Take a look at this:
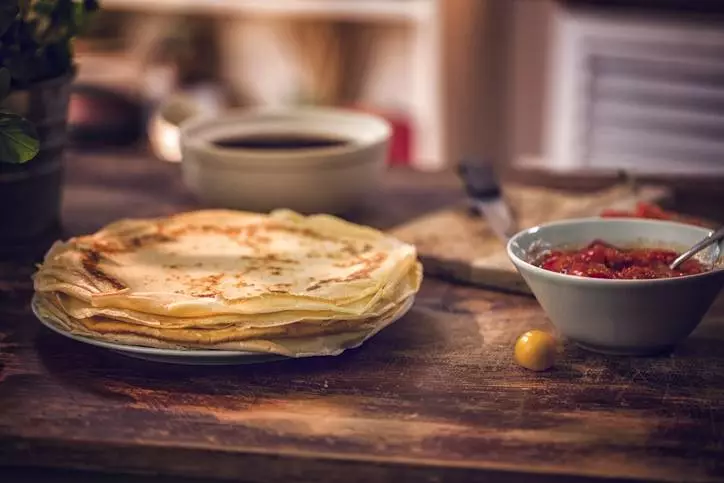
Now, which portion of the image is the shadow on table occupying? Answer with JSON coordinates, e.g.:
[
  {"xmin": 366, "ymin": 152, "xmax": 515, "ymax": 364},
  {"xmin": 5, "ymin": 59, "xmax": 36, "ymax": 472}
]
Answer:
[{"xmin": 33, "ymin": 303, "xmax": 451, "ymax": 404}]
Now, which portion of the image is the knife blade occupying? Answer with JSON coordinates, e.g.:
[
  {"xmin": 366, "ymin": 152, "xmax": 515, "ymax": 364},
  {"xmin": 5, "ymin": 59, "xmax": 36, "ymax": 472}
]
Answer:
[{"xmin": 457, "ymin": 160, "xmax": 518, "ymax": 243}]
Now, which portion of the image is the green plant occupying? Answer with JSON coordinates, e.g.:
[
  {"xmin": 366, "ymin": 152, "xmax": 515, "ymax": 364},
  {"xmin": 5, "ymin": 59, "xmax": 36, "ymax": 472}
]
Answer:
[
  {"xmin": 0, "ymin": 66, "xmax": 37, "ymax": 163},
  {"xmin": 0, "ymin": 0, "xmax": 99, "ymax": 164}
]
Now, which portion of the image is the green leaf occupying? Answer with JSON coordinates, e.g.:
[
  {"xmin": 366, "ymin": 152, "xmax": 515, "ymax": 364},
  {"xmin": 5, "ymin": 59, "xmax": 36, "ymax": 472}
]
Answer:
[
  {"xmin": 0, "ymin": 68, "xmax": 10, "ymax": 100},
  {"xmin": 0, "ymin": 112, "xmax": 40, "ymax": 164}
]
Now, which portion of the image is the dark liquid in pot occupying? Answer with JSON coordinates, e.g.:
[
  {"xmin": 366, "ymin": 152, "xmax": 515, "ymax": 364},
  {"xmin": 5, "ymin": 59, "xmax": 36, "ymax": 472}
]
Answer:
[{"xmin": 212, "ymin": 134, "xmax": 350, "ymax": 150}]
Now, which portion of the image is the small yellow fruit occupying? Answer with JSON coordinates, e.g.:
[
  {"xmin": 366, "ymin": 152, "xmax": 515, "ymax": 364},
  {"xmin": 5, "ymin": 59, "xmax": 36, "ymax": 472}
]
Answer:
[{"xmin": 514, "ymin": 330, "xmax": 557, "ymax": 371}]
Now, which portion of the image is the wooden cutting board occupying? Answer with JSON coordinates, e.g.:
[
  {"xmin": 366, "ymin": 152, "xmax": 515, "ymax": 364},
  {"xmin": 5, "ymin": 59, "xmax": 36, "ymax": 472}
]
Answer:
[{"xmin": 390, "ymin": 183, "xmax": 670, "ymax": 294}]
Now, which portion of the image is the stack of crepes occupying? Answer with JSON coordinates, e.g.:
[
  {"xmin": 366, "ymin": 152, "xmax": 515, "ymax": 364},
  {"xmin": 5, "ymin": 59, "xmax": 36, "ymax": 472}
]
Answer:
[{"xmin": 33, "ymin": 209, "xmax": 422, "ymax": 357}]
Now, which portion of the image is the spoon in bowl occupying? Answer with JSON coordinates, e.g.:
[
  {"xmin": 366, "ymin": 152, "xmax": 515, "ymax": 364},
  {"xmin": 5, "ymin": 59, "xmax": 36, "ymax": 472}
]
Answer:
[{"xmin": 669, "ymin": 226, "xmax": 724, "ymax": 270}]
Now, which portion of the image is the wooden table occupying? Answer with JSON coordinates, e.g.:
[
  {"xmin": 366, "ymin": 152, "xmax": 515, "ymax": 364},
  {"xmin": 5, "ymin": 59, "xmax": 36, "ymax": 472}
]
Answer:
[{"xmin": 1, "ymin": 151, "xmax": 724, "ymax": 483}]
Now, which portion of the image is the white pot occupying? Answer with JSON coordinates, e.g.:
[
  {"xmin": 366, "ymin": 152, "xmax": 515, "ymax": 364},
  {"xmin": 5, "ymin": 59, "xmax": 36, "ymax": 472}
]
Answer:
[{"xmin": 179, "ymin": 107, "xmax": 391, "ymax": 214}]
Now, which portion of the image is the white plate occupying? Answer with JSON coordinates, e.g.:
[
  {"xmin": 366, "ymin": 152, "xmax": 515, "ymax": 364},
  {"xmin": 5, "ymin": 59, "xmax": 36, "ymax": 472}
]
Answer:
[{"xmin": 31, "ymin": 295, "xmax": 413, "ymax": 365}]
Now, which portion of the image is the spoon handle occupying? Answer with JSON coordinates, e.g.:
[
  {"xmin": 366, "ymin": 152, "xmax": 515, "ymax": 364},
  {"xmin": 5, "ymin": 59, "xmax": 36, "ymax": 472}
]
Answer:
[{"xmin": 669, "ymin": 226, "xmax": 724, "ymax": 270}]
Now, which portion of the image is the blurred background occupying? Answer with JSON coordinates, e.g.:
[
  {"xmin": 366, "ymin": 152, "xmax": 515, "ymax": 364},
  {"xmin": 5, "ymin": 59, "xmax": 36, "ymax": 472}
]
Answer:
[{"xmin": 70, "ymin": 0, "xmax": 724, "ymax": 177}]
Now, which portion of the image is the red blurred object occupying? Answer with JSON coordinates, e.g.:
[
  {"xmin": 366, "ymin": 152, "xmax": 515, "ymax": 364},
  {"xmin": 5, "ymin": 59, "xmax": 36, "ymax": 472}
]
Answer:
[
  {"xmin": 349, "ymin": 105, "xmax": 412, "ymax": 166},
  {"xmin": 67, "ymin": 85, "xmax": 144, "ymax": 147},
  {"xmin": 600, "ymin": 202, "xmax": 711, "ymax": 227}
]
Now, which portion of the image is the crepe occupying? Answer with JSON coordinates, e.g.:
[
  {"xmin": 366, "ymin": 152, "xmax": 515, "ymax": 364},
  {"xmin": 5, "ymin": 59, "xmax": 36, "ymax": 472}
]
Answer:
[
  {"xmin": 34, "ymin": 294, "xmax": 414, "ymax": 357},
  {"xmin": 35, "ymin": 260, "xmax": 420, "ymax": 329},
  {"xmin": 34, "ymin": 290, "xmax": 410, "ymax": 346},
  {"xmin": 36, "ymin": 209, "xmax": 418, "ymax": 316},
  {"xmin": 33, "ymin": 209, "xmax": 422, "ymax": 356}
]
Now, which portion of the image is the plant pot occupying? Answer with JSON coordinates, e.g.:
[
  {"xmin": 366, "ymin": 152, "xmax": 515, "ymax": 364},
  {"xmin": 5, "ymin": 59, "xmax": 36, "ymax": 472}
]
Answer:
[{"xmin": 0, "ymin": 73, "xmax": 73, "ymax": 255}]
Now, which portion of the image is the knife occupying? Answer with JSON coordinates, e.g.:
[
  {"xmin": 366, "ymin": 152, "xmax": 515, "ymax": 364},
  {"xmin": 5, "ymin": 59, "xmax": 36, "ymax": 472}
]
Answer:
[{"xmin": 457, "ymin": 160, "xmax": 518, "ymax": 243}]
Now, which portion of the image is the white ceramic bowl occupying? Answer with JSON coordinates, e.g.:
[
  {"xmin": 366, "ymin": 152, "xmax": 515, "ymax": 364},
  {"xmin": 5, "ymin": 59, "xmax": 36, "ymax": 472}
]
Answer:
[
  {"xmin": 179, "ymin": 107, "xmax": 391, "ymax": 214},
  {"xmin": 507, "ymin": 218, "xmax": 724, "ymax": 355}
]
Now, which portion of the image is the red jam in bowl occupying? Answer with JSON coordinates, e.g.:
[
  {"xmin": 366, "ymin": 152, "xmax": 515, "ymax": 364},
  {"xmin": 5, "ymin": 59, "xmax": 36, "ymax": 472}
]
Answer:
[{"xmin": 535, "ymin": 240, "xmax": 708, "ymax": 280}]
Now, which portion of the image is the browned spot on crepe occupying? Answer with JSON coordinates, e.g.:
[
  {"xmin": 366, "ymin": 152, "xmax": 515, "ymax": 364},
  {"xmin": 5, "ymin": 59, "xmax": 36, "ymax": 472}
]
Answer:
[{"xmin": 80, "ymin": 249, "xmax": 126, "ymax": 290}]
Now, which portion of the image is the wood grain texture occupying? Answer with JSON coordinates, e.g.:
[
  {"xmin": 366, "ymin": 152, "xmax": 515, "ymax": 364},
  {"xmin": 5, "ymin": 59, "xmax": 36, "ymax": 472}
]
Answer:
[{"xmin": 0, "ymin": 150, "xmax": 723, "ymax": 483}]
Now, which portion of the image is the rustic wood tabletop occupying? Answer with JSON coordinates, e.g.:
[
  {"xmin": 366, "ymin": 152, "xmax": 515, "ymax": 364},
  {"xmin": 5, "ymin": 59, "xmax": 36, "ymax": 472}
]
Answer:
[{"xmin": 0, "ymin": 150, "xmax": 723, "ymax": 483}]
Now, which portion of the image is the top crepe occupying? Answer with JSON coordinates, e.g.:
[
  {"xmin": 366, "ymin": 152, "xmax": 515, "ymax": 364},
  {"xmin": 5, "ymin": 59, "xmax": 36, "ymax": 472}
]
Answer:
[{"xmin": 34, "ymin": 209, "xmax": 419, "ymax": 317}]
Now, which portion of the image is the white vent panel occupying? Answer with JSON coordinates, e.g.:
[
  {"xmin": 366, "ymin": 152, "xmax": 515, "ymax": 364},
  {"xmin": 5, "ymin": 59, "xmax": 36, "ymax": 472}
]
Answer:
[{"xmin": 545, "ymin": 8, "xmax": 724, "ymax": 175}]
